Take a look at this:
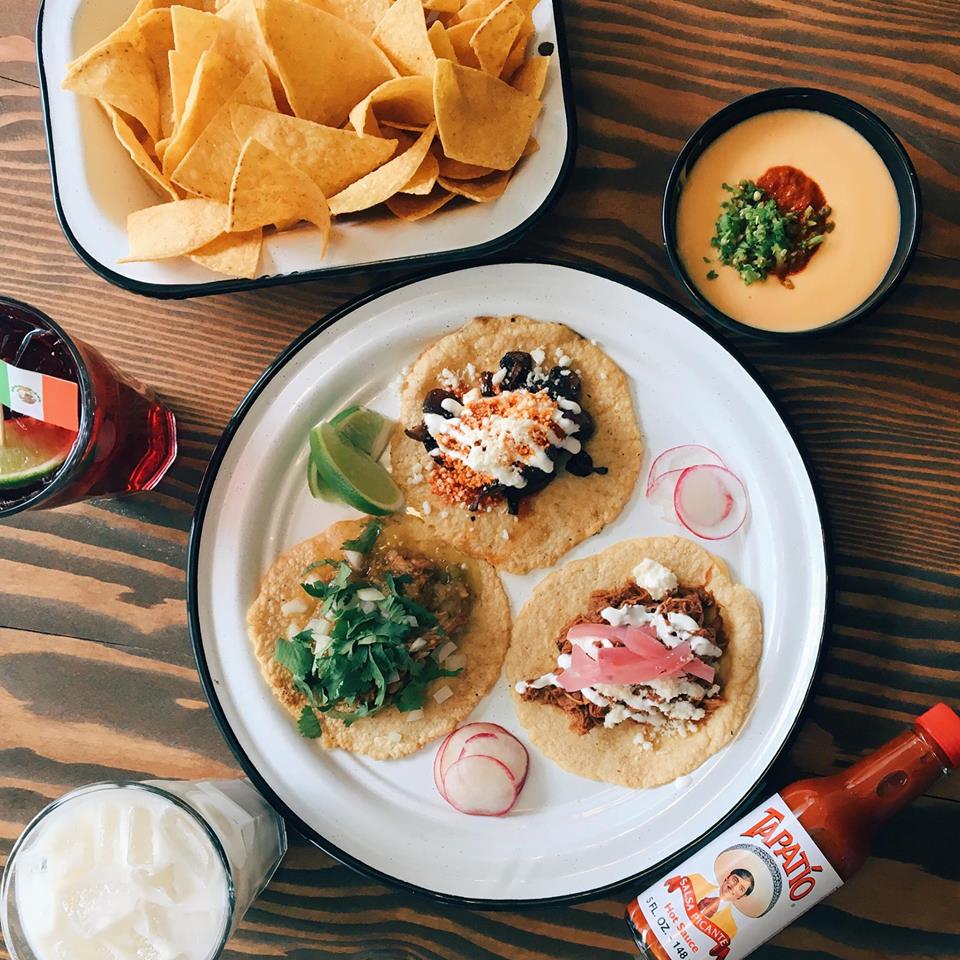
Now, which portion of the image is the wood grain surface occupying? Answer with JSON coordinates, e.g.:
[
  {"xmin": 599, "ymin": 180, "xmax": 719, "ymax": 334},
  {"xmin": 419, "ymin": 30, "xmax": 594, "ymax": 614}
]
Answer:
[{"xmin": 1, "ymin": 0, "xmax": 958, "ymax": 957}]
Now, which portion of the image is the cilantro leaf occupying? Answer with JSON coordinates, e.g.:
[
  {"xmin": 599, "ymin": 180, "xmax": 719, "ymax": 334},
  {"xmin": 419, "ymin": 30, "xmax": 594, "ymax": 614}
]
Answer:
[
  {"xmin": 342, "ymin": 519, "xmax": 382, "ymax": 554},
  {"xmin": 298, "ymin": 706, "xmax": 323, "ymax": 738},
  {"xmin": 275, "ymin": 635, "xmax": 314, "ymax": 679}
]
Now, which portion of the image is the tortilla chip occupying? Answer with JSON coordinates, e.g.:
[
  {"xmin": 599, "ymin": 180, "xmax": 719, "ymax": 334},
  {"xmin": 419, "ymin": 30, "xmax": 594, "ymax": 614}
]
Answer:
[
  {"xmin": 469, "ymin": 0, "xmax": 524, "ymax": 76},
  {"xmin": 435, "ymin": 150, "xmax": 493, "ymax": 179},
  {"xmin": 262, "ymin": 0, "xmax": 396, "ymax": 125},
  {"xmin": 162, "ymin": 49, "xmax": 244, "ymax": 176},
  {"xmin": 215, "ymin": 0, "xmax": 276, "ymax": 70},
  {"xmin": 391, "ymin": 315, "xmax": 643, "ymax": 573},
  {"xmin": 499, "ymin": 14, "xmax": 532, "ymax": 79},
  {"xmin": 438, "ymin": 167, "xmax": 508, "ymax": 201},
  {"xmin": 62, "ymin": 41, "xmax": 161, "ymax": 142},
  {"xmin": 136, "ymin": 9, "xmax": 176, "ymax": 138},
  {"xmin": 328, "ymin": 121, "xmax": 435, "ymax": 214},
  {"xmin": 228, "ymin": 138, "xmax": 331, "ymax": 254},
  {"xmin": 444, "ymin": 20, "xmax": 481, "ymax": 68},
  {"xmin": 385, "ymin": 185, "xmax": 453, "ymax": 220},
  {"xmin": 66, "ymin": 0, "xmax": 155, "ymax": 69},
  {"xmin": 232, "ymin": 104, "xmax": 397, "ymax": 196},
  {"xmin": 372, "ymin": 0, "xmax": 436, "ymax": 77},
  {"xmin": 511, "ymin": 52, "xmax": 547, "ymax": 98},
  {"xmin": 506, "ymin": 537, "xmax": 762, "ymax": 788},
  {"xmin": 427, "ymin": 21, "xmax": 458, "ymax": 63},
  {"xmin": 349, "ymin": 75, "xmax": 433, "ymax": 136},
  {"xmin": 521, "ymin": 134, "xmax": 539, "ymax": 156},
  {"xmin": 171, "ymin": 5, "xmax": 223, "ymax": 61},
  {"xmin": 423, "ymin": 0, "xmax": 460, "ymax": 12},
  {"xmin": 247, "ymin": 515, "xmax": 511, "ymax": 759},
  {"xmin": 456, "ymin": 0, "xmax": 536, "ymax": 19},
  {"xmin": 171, "ymin": 61, "xmax": 275, "ymax": 200},
  {"xmin": 401, "ymin": 150, "xmax": 439, "ymax": 194},
  {"xmin": 306, "ymin": 0, "xmax": 391, "ymax": 33},
  {"xmin": 433, "ymin": 60, "xmax": 540, "ymax": 170},
  {"xmin": 119, "ymin": 197, "xmax": 228, "ymax": 261},
  {"xmin": 168, "ymin": 49, "xmax": 194, "ymax": 124},
  {"xmin": 189, "ymin": 227, "xmax": 262, "ymax": 277},
  {"xmin": 101, "ymin": 101, "xmax": 179, "ymax": 200}
]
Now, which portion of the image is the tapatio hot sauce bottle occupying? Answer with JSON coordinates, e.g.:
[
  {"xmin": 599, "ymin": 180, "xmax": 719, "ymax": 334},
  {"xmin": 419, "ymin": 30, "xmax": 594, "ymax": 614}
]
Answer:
[{"xmin": 625, "ymin": 703, "xmax": 960, "ymax": 960}]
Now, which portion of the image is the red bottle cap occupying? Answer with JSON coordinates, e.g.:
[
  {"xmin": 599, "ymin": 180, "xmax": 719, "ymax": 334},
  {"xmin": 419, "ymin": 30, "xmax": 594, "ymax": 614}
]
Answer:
[{"xmin": 916, "ymin": 703, "xmax": 960, "ymax": 767}]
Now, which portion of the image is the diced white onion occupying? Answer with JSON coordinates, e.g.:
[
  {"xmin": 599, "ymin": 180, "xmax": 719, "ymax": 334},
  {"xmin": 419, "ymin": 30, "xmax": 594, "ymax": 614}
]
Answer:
[
  {"xmin": 343, "ymin": 550, "xmax": 364, "ymax": 570},
  {"xmin": 306, "ymin": 617, "xmax": 331, "ymax": 636},
  {"xmin": 314, "ymin": 635, "xmax": 332, "ymax": 656},
  {"xmin": 356, "ymin": 587, "xmax": 385, "ymax": 602},
  {"xmin": 433, "ymin": 685, "xmax": 454, "ymax": 705},
  {"xmin": 408, "ymin": 638, "xmax": 428, "ymax": 652},
  {"xmin": 445, "ymin": 653, "xmax": 466, "ymax": 671},
  {"xmin": 436, "ymin": 641, "xmax": 457, "ymax": 662},
  {"xmin": 404, "ymin": 615, "xmax": 419, "ymax": 627},
  {"xmin": 360, "ymin": 601, "xmax": 377, "ymax": 614},
  {"xmin": 285, "ymin": 622, "xmax": 301, "ymax": 639},
  {"xmin": 406, "ymin": 709, "xmax": 424, "ymax": 722},
  {"xmin": 281, "ymin": 598, "xmax": 308, "ymax": 616},
  {"xmin": 386, "ymin": 731, "xmax": 402, "ymax": 745}
]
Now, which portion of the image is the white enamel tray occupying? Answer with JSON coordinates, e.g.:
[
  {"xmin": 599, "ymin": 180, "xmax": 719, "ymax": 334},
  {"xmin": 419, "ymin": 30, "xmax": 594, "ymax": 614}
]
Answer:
[
  {"xmin": 36, "ymin": 0, "xmax": 574, "ymax": 299},
  {"xmin": 188, "ymin": 262, "xmax": 828, "ymax": 905}
]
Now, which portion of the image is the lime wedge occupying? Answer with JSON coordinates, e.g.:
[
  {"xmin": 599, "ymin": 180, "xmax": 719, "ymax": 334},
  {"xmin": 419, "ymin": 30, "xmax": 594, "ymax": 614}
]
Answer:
[
  {"xmin": 330, "ymin": 405, "xmax": 392, "ymax": 459},
  {"xmin": 307, "ymin": 457, "xmax": 333, "ymax": 499},
  {"xmin": 309, "ymin": 421, "xmax": 403, "ymax": 515},
  {"xmin": 0, "ymin": 417, "xmax": 75, "ymax": 490}
]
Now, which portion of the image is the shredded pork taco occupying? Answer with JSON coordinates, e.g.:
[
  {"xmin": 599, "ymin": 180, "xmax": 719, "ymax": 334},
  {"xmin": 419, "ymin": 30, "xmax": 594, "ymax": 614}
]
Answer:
[
  {"xmin": 248, "ymin": 514, "xmax": 510, "ymax": 759},
  {"xmin": 391, "ymin": 315, "xmax": 643, "ymax": 573},
  {"xmin": 506, "ymin": 536, "xmax": 761, "ymax": 787}
]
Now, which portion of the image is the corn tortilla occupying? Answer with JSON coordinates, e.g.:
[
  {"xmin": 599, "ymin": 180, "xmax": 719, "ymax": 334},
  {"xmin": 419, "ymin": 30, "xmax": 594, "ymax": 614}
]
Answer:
[
  {"xmin": 505, "ymin": 536, "xmax": 762, "ymax": 788},
  {"xmin": 391, "ymin": 315, "xmax": 643, "ymax": 573},
  {"xmin": 247, "ymin": 514, "xmax": 511, "ymax": 760}
]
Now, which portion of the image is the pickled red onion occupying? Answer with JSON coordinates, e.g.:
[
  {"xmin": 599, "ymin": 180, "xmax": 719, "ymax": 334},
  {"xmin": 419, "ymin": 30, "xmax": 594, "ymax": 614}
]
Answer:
[{"xmin": 558, "ymin": 640, "xmax": 713, "ymax": 690}]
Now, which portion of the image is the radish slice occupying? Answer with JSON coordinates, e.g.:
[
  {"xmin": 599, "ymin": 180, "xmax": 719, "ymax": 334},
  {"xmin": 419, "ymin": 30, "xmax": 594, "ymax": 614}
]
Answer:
[
  {"xmin": 459, "ymin": 732, "xmax": 529, "ymax": 787},
  {"xmin": 674, "ymin": 464, "xmax": 747, "ymax": 540},
  {"xmin": 433, "ymin": 733, "xmax": 450, "ymax": 800},
  {"xmin": 438, "ymin": 722, "xmax": 511, "ymax": 782},
  {"xmin": 647, "ymin": 468, "xmax": 684, "ymax": 518},
  {"xmin": 443, "ymin": 755, "xmax": 518, "ymax": 816},
  {"xmin": 646, "ymin": 445, "xmax": 724, "ymax": 495}
]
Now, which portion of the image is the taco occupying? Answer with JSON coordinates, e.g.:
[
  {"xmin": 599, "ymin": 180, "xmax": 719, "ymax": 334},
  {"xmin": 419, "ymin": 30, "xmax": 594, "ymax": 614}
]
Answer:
[
  {"xmin": 506, "ymin": 536, "xmax": 761, "ymax": 787},
  {"xmin": 248, "ymin": 513, "xmax": 510, "ymax": 759},
  {"xmin": 391, "ymin": 315, "xmax": 643, "ymax": 574}
]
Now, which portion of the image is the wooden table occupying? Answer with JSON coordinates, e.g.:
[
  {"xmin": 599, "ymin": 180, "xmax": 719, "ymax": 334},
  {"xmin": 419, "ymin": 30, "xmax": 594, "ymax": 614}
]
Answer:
[{"xmin": 1, "ymin": 0, "xmax": 958, "ymax": 956}]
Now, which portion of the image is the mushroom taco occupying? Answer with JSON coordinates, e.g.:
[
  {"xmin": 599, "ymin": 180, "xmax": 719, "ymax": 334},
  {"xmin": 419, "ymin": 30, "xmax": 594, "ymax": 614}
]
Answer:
[
  {"xmin": 248, "ymin": 513, "xmax": 510, "ymax": 759},
  {"xmin": 506, "ymin": 536, "xmax": 761, "ymax": 787},
  {"xmin": 391, "ymin": 315, "xmax": 643, "ymax": 574}
]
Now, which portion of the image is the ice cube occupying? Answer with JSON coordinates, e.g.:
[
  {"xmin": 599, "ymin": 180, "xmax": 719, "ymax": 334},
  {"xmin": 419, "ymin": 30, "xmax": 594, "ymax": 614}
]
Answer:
[
  {"xmin": 126, "ymin": 802, "xmax": 155, "ymax": 867},
  {"xmin": 93, "ymin": 797, "xmax": 129, "ymax": 865},
  {"xmin": 60, "ymin": 871, "xmax": 139, "ymax": 938},
  {"xmin": 158, "ymin": 808, "xmax": 213, "ymax": 873}
]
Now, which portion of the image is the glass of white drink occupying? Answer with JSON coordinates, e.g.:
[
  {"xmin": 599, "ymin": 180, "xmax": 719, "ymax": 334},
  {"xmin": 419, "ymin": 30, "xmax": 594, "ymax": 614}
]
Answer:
[{"xmin": 1, "ymin": 778, "xmax": 286, "ymax": 960}]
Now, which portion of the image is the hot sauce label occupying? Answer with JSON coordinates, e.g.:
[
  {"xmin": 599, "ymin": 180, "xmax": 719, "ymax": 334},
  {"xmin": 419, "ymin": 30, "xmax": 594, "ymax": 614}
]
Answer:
[{"xmin": 628, "ymin": 795, "xmax": 842, "ymax": 960}]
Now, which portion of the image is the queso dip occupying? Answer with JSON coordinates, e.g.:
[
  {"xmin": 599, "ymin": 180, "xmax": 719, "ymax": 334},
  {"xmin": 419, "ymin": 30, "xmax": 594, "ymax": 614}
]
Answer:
[{"xmin": 676, "ymin": 109, "xmax": 901, "ymax": 333}]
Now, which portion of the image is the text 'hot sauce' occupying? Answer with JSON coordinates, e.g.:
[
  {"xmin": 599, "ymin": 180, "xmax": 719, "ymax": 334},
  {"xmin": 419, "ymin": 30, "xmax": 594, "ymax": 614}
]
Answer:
[{"xmin": 625, "ymin": 703, "xmax": 960, "ymax": 960}]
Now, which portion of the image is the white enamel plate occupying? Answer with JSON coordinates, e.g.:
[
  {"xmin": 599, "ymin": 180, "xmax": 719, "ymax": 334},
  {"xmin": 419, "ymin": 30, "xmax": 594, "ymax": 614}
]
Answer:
[{"xmin": 189, "ymin": 262, "xmax": 828, "ymax": 905}]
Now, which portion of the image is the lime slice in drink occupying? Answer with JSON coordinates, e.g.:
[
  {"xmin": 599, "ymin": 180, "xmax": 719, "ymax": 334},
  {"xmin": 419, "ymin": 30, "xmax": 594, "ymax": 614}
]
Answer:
[
  {"xmin": 309, "ymin": 421, "xmax": 403, "ymax": 515},
  {"xmin": 0, "ymin": 416, "xmax": 75, "ymax": 490},
  {"xmin": 330, "ymin": 405, "xmax": 393, "ymax": 459}
]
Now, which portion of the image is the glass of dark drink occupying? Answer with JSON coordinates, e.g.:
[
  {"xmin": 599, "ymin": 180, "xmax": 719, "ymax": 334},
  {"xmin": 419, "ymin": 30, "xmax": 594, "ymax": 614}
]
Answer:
[{"xmin": 0, "ymin": 295, "xmax": 176, "ymax": 518}]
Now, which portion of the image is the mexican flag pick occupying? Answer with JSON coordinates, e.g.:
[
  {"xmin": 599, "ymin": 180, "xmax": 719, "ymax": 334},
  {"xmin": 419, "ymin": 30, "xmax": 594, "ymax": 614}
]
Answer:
[{"xmin": 0, "ymin": 359, "xmax": 79, "ymax": 432}]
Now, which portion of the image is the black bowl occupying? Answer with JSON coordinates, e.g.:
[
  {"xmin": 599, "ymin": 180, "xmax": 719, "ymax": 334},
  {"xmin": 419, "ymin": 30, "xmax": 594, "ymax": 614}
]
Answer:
[{"xmin": 662, "ymin": 87, "xmax": 922, "ymax": 339}]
